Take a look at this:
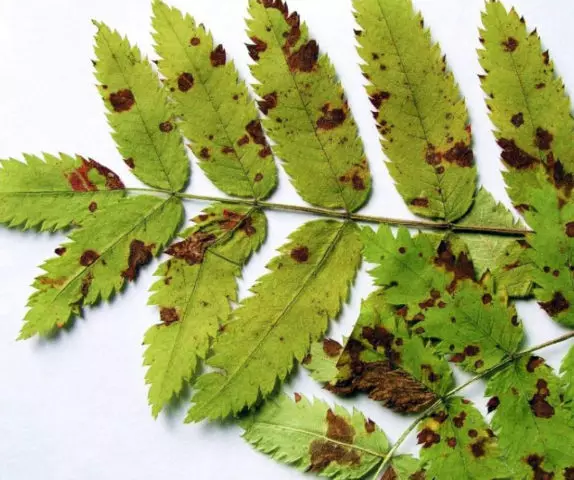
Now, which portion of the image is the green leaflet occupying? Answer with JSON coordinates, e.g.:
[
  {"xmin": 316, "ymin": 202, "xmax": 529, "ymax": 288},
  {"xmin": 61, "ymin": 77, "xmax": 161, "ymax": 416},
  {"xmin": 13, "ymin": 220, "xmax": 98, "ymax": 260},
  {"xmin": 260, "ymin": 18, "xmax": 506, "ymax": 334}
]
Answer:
[
  {"xmin": 384, "ymin": 455, "xmax": 424, "ymax": 480},
  {"xmin": 418, "ymin": 397, "xmax": 509, "ymax": 479},
  {"xmin": 152, "ymin": 1, "xmax": 277, "ymax": 199},
  {"xmin": 302, "ymin": 338, "xmax": 343, "ymax": 385},
  {"xmin": 93, "ymin": 22, "xmax": 190, "ymax": 192},
  {"xmin": 0, "ymin": 154, "xmax": 124, "ymax": 231},
  {"xmin": 20, "ymin": 196, "xmax": 182, "ymax": 339},
  {"xmin": 330, "ymin": 289, "xmax": 453, "ymax": 413},
  {"xmin": 561, "ymin": 344, "xmax": 574, "ymax": 418},
  {"xmin": 362, "ymin": 226, "xmax": 524, "ymax": 373},
  {"xmin": 144, "ymin": 204, "xmax": 267, "ymax": 417},
  {"xmin": 247, "ymin": 0, "xmax": 371, "ymax": 212},
  {"xmin": 355, "ymin": 0, "xmax": 476, "ymax": 221},
  {"xmin": 187, "ymin": 220, "xmax": 362, "ymax": 421},
  {"xmin": 480, "ymin": 2, "xmax": 574, "ymax": 325},
  {"xmin": 486, "ymin": 356, "xmax": 574, "ymax": 479},
  {"xmin": 242, "ymin": 393, "xmax": 392, "ymax": 480}
]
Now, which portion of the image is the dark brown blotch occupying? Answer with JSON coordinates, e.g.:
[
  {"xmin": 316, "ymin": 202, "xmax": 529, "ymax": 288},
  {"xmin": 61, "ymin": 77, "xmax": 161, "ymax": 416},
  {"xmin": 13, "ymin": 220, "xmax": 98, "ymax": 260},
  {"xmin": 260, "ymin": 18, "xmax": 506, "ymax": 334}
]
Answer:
[
  {"xmin": 160, "ymin": 307, "xmax": 179, "ymax": 326},
  {"xmin": 291, "ymin": 246, "xmax": 309, "ymax": 263},
  {"xmin": 323, "ymin": 338, "xmax": 343, "ymax": 357},
  {"xmin": 80, "ymin": 250, "xmax": 100, "ymax": 267},
  {"xmin": 287, "ymin": 40, "xmax": 319, "ymax": 72},
  {"xmin": 470, "ymin": 438, "xmax": 487, "ymax": 458},
  {"xmin": 166, "ymin": 232, "xmax": 216, "ymax": 265},
  {"xmin": 122, "ymin": 240, "xmax": 154, "ymax": 281},
  {"xmin": 487, "ymin": 396, "xmax": 500, "ymax": 413},
  {"xmin": 453, "ymin": 411, "xmax": 467, "ymax": 428},
  {"xmin": 55, "ymin": 247, "xmax": 67, "ymax": 256},
  {"xmin": 258, "ymin": 92, "xmax": 278, "ymax": 115},
  {"xmin": 177, "ymin": 72, "xmax": 195, "ymax": 92},
  {"xmin": 411, "ymin": 198, "xmax": 429, "ymax": 208},
  {"xmin": 109, "ymin": 89, "xmax": 135, "ymax": 112},
  {"xmin": 309, "ymin": 440, "xmax": 360, "ymax": 473},
  {"xmin": 535, "ymin": 127, "xmax": 553, "ymax": 151},
  {"xmin": 497, "ymin": 138, "xmax": 539, "ymax": 170},
  {"xmin": 247, "ymin": 36, "xmax": 268, "ymax": 61},
  {"xmin": 529, "ymin": 379, "xmax": 555, "ymax": 418},
  {"xmin": 210, "ymin": 44, "xmax": 227, "ymax": 67},
  {"xmin": 540, "ymin": 292, "xmax": 569, "ymax": 316},
  {"xmin": 246, "ymin": 120, "xmax": 267, "ymax": 145},
  {"xmin": 159, "ymin": 121, "xmax": 173, "ymax": 133},
  {"xmin": 526, "ymin": 356, "xmax": 545, "ymax": 373},
  {"xmin": 124, "ymin": 157, "xmax": 135, "ymax": 169},
  {"xmin": 502, "ymin": 37, "xmax": 519, "ymax": 52},
  {"xmin": 417, "ymin": 428, "xmax": 440, "ymax": 448},
  {"xmin": 190, "ymin": 36, "xmax": 201, "ymax": 46},
  {"xmin": 370, "ymin": 91, "xmax": 391, "ymax": 110},
  {"xmin": 317, "ymin": 103, "xmax": 347, "ymax": 130},
  {"xmin": 511, "ymin": 112, "xmax": 524, "ymax": 127},
  {"xmin": 566, "ymin": 222, "xmax": 574, "ymax": 237},
  {"xmin": 326, "ymin": 409, "xmax": 355, "ymax": 443}
]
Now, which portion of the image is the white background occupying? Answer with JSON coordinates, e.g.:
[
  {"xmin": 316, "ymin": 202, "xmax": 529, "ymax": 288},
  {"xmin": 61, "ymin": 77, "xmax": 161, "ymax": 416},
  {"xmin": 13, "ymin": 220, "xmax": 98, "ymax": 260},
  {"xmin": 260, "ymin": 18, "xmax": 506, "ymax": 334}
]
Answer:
[{"xmin": 1, "ymin": 0, "xmax": 573, "ymax": 478}]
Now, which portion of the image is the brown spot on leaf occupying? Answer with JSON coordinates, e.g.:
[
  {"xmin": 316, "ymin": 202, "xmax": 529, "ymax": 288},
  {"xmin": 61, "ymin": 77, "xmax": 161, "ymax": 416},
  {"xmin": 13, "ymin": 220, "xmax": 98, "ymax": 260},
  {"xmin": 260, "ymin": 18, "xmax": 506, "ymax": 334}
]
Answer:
[
  {"xmin": 258, "ymin": 92, "xmax": 278, "ymax": 115},
  {"xmin": 326, "ymin": 409, "xmax": 355, "ymax": 443},
  {"xmin": 287, "ymin": 40, "xmax": 319, "ymax": 72},
  {"xmin": 109, "ymin": 89, "xmax": 135, "ymax": 112},
  {"xmin": 317, "ymin": 103, "xmax": 347, "ymax": 130},
  {"xmin": 543, "ymin": 51, "xmax": 550, "ymax": 65},
  {"xmin": 55, "ymin": 247, "xmax": 67, "ymax": 256},
  {"xmin": 291, "ymin": 246, "xmax": 309, "ymax": 263},
  {"xmin": 210, "ymin": 44, "xmax": 226, "ymax": 67},
  {"xmin": 88, "ymin": 201, "xmax": 98, "ymax": 213},
  {"xmin": 259, "ymin": 145, "xmax": 273, "ymax": 158},
  {"xmin": 540, "ymin": 292, "xmax": 569, "ymax": 316},
  {"xmin": 178, "ymin": 72, "xmax": 195, "ymax": 92},
  {"xmin": 526, "ymin": 454, "xmax": 554, "ymax": 480},
  {"xmin": 67, "ymin": 157, "xmax": 124, "ymax": 192},
  {"xmin": 220, "ymin": 210, "xmax": 256, "ymax": 236},
  {"xmin": 200, "ymin": 147, "xmax": 211, "ymax": 159},
  {"xmin": 444, "ymin": 141, "xmax": 474, "ymax": 167},
  {"xmin": 364, "ymin": 419, "xmax": 376, "ymax": 434},
  {"xmin": 160, "ymin": 307, "xmax": 179, "ymax": 326},
  {"xmin": 527, "ymin": 356, "xmax": 545, "ymax": 373},
  {"xmin": 411, "ymin": 198, "xmax": 429, "ymax": 208},
  {"xmin": 254, "ymin": 173, "xmax": 264, "ymax": 182},
  {"xmin": 498, "ymin": 138, "xmax": 539, "ymax": 169},
  {"xmin": 453, "ymin": 411, "xmax": 467, "ymax": 428},
  {"xmin": 482, "ymin": 293, "xmax": 492, "ymax": 305},
  {"xmin": 247, "ymin": 36, "xmax": 268, "ymax": 61},
  {"xmin": 536, "ymin": 82, "xmax": 546, "ymax": 89},
  {"xmin": 294, "ymin": 392, "xmax": 302, "ymax": 403},
  {"xmin": 246, "ymin": 120, "xmax": 267, "ymax": 145},
  {"xmin": 468, "ymin": 429, "xmax": 478, "ymax": 438},
  {"xmin": 159, "ymin": 121, "xmax": 173, "ymax": 133},
  {"xmin": 464, "ymin": 345, "xmax": 480, "ymax": 356},
  {"xmin": 190, "ymin": 37, "xmax": 200, "ymax": 46},
  {"xmin": 122, "ymin": 240, "xmax": 154, "ymax": 281},
  {"xmin": 166, "ymin": 232, "xmax": 216, "ymax": 265},
  {"xmin": 529, "ymin": 379, "xmax": 555, "ymax": 418},
  {"xmin": 566, "ymin": 222, "xmax": 574, "ymax": 237},
  {"xmin": 535, "ymin": 128, "xmax": 553, "ymax": 150},
  {"xmin": 417, "ymin": 428, "xmax": 440, "ymax": 448},
  {"xmin": 221, "ymin": 146, "xmax": 236, "ymax": 155},
  {"xmin": 503, "ymin": 37, "xmax": 519, "ymax": 52},
  {"xmin": 470, "ymin": 438, "xmax": 487, "ymax": 458},
  {"xmin": 370, "ymin": 91, "xmax": 391, "ymax": 109},
  {"xmin": 434, "ymin": 241, "xmax": 475, "ymax": 293},
  {"xmin": 511, "ymin": 113, "xmax": 524, "ymax": 127},
  {"xmin": 38, "ymin": 276, "xmax": 67, "ymax": 288},
  {"xmin": 80, "ymin": 250, "xmax": 100, "ymax": 267},
  {"xmin": 124, "ymin": 157, "xmax": 135, "ymax": 169},
  {"xmin": 309, "ymin": 440, "xmax": 360, "ymax": 472},
  {"xmin": 447, "ymin": 437, "xmax": 457, "ymax": 448},
  {"xmin": 323, "ymin": 338, "xmax": 343, "ymax": 357},
  {"xmin": 487, "ymin": 396, "xmax": 500, "ymax": 413},
  {"xmin": 237, "ymin": 135, "xmax": 250, "ymax": 146}
]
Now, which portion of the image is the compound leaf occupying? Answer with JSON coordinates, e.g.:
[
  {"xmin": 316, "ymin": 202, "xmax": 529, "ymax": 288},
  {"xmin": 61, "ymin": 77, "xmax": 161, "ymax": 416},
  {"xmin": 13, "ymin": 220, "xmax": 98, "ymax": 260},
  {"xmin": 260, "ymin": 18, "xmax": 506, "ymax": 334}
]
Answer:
[
  {"xmin": 330, "ymin": 289, "xmax": 453, "ymax": 413},
  {"xmin": 247, "ymin": 0, "xmax": 371, "ymax": 212},
  {"xmin": 145, "ymin": 204, "xmax": 267, "ymax": 416},
  {"xmin": 152, "ymin": 1, "xmax": 277, "ymax": 199},
  {"xmin": 0, "ymin": 154, "xmax": 124, "ymax": 231},
  {"xmin": 94, "ymin": 21, "xmax": 190, "ymax": 192},
  {"xmin": 187, "ymin": 220, "xmax": 362, "ymax": 421},
  {"xmin": 480, "ymin": 2, "xmax": 574, "ymax": 326},
  {"xmin": 242, "ymin": 393, "xmax": 391, "ymax": 480},
  {"xmin": 486, "ymin": 355, "xmax": 574, "ymax": 479},
  {"xmin": 355, "ymin": 0, "xmax": 476, "ymax": 221},
  {"xmin": 418, "ymin": 397, "xmax": 510, "ymax": 479},
  {"xmin": 20, "ymin": 195, "xmax": 183, "ymax": 339}
]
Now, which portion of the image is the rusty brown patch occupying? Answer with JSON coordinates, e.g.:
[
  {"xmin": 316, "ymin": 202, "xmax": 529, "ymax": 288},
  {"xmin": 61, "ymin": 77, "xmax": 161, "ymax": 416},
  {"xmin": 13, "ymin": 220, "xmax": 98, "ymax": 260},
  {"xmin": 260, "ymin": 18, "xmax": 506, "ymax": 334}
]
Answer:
[
  {"xmin": 199, "ymin": 147, "xmax": 211, "ymax": 160},
  {"xmin": 526, "ymin": 454, "xmax": 554, "ymax": 480},
  {"xmin": 326, "ymin": 409, "xmax": 355, "ymax": 443},
  {"xmin": 511, "ymin": 113, "xmax": 524, "ymax": 127},
  {"xmin": 364, "ymin": 419, "xmax": 376, "ymax": 434},
  {"xmin": 294, "ymin": 392, "xmax": 302, "ymax": 403},
  {"xmin": 535, "ymin": 128, "xmax": 553, "ymax": 150},
  {"xmin": 546, "ymin": 155, "xmax": 574, "ymax": 197},
  {"xmin": 55, "ymin": 247, "xmax": 67, "ymax": 256},
  {"xmin": 502, "ymin": 37, "xmax": 519, "ymax": 52},
  {"xmin": 80, "ymin": 250, "xmax": 100, "ymax": 267},
  {"xmin": 543, "ymin": 50, "xmax": 550, "ymax": 65},
  {"xmin": 259, "ymin": 145, "xmax": 272, "ymax": 158},
  {"xmin": 370, "ymin": 91, "xmax": 391, "ymax": 110},
  {"xmin": 109, "ymin": 89, "xmax": 135, "ymax": 112},
  {"xmin": 447, "ymin": 437, "xmax": 457, "ymax": 448},
  {"xmin": 190, "ymin": 37, "xmax": 200, "ymax": 46},
  {"xmin": 246, "ymin": 120, "xmax": 267, "ymax": 145},
  {"xmin": 67, "ymin": 157, "xmax": 124, "ymax": 192},
  {"xmin": 417, "ymin": 428, "xmax": 440, "ymax": 448},
  {"xmin": 291, "ymin": 246, "xmax": 309, "ymax": 263},
  {"xmin": 159, "ymin": 121, "xmax": 173, "ymax": 133},
  {"xmin": 309, "ymin": 440, "xmax": 360, "ymax": 472},
  {"xmin": 453, "ymin": 411, "xmax": 467, "ymax": 428},
  {"xmin": 160, "ymin": 307, "xmax": 179, "ymax": 326},
  {"xmin": 434, "ymin": 241, "xmax": 475, "ymax": 293},
  {"xmin": 237, "ymin": 135, "xmax": 250, "ymax": 146},
  {"xmin": 124, "ymin": 157, "xmax": 135, "ymax": 169},
  {"xmin": 566, "ymin": 222, "xmax": 574, "ymax": 237},
  {"xmin": 317, "ymin": 103, "xmax": 347, "ymax": 130},
  {"xmin": 487, "ymin": 396, "xmax": 500, "ymax": 413},
  {"xmin": 497, "ymin": 138, "xmax": 539, "ymax": 170},
  {"xmin": 38, "ymin": 276, "xmax": 67, "ymax": 288},
  {"xmin": 166, "ymin": 232, "xmax": 216, "ymax": 265},
  {"xmin": 482, "ymin": 293, "xmax": 492, "ymax": 305},
  {"xmin": 177, "ymin": 72, "xmax": 195, "ymax": 92},
  {"xmin": 122, "ymin": 240, "xmax": 154, "ymax": 281},
  {"xmin": 323, "ymin": 338, "xmax": 343, "ymax": 357},
  {"xmin": 247, "ymin": 36, "xmax": 268, "ymax": 61},
  {"xmin": 88, "ymin": 201, "xmax": 98, "ymax": 213},
  {"xmin": 287, "ymin": 40, "xmax": 319, "ymax": 72},
  {"xmin": 254, "ymin": 173, "xmax": 264, "ymax": 182},
  {"xmin": 470, "ymin": 438, "xmax": 487, "ymax": 458},
  {"xmin": 411, "ymin": 198, "xmax": 429, "ymax": 208},
  {"xmin": 210, "ymin": 44, "xmax": 226, "ymax": 67},
  {"xmin": 529, "ymin": 379, "xmax": 555, "ymax": 418},
  {"xmin": 527, "ymin": 356, "xmax": 545, "ymax": 373},
  {"xmin": 339, "ymin": 164, "xmax": 367, "ymax": 191},
  {"xmin": 540, "ymin": 292, "xmax": 569, "ymax": 316},
  {"xmin": 258, "ymin": 92, "xmax": 278, "ymax": 115},
  {"xmin": 536, "ymin": 82, "xmax": 546, "ymax": 89},
  {"xmin": 221, "ymin": 146, "xmax": 235, "ymax": 155},
  {"xmin": 219, "ymin": 210, "xmax": 256, "ymax": 236},
  {"xmin": 443, "ymin": 141, "xmax": 474, "ymax": 167}
]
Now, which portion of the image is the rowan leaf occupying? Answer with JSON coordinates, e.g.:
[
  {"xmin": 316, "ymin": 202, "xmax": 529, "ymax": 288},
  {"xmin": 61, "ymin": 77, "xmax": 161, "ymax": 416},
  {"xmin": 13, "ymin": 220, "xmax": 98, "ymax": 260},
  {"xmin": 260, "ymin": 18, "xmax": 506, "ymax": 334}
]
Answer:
[
  {"xmin": 561, "ymin": 344, "xmax": 574, "ymax": 418},
  {"xmin": 0, "ymin": 154, "xmax": 124, "ymax": 231},
  {"xmin": 20, "ymin": 195, "xmax": 183, "ymax": 339},
  {"xmin": 144, "ymin": 204, "xmax": 267, "ymax": 416},
  {"xmin": 417, "ymin": 397, "xmax": 510, "ymax": 479},
  {"xmin": 187, "ymin": 220, "xmax": 362, "ymax": 421},
  {"xmin": 246, "ymin": 0, "xmax": 371, "ymax": 212},
  {"xmin": 330, "ymin": 289, "xmax": 453, "ymax": 413},
  {"xmin": 480, "ymin": 2, "xmax": 574, "ymax": 326},
  {"xmin": 241, "ymin": 393, "xmax": 391, "ymax": 480},
  {"xmin": 362, "ymin": 226, "xmax": 524, "ymax": 373},
  {"xmin": 93, "ymin": 21, "xmax": 190, "ymax": 192},
  {"xmin": 355, "ymin": 0, "xmax": 476, "ymax": 221},
  {"xmin": 152, "ymin": 1, "xmax": 277, "ymax": 199},
  {"xmin": 302, "ymin": 338, "xmax": 344, "ymax": 384},
  {"xmin": 486, "ymin": 355, "xmax": 574, "ymax": 479}
]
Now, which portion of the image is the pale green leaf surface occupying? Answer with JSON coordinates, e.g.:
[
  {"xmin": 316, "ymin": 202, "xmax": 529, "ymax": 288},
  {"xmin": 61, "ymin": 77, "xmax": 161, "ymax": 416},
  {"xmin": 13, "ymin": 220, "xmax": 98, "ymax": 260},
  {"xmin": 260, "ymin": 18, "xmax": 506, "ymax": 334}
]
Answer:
[
  {"xmin": 0, "ymin": 154, "xmax": 124, "ymax": 231},
  {"xmin": 152, "ymin": 1, "xmax": 277, "ymax": 199},
  {"xmin": 561, "ymin": 344, "xmax": 574, "ymax": 417},
  {"xmin": 418, "ymin": 397, "xmax": 510, "ymax": 480},
  {"xmin": 331, "ymin": 289, "xmax": 453, "ymax": 413},
  {"xmin": 187, "ymin": 220, "xmax": 362, "ymax": 421},
  {"xmin": 20, "ymin": 195, "xmax": 183, "ymax": 339},
  {"xmin": 487, "ymin": 356, "xmax": 574, "ymax": 479},
  {"xmin": 385, "ymin": 455, "xmax": 424, "ymax": 480},
  {"xmin": 302, "ymin": 338, "xmax": 343, "ymax": 384},
  {"xmin": 242, "ymin": 393, "xmax": 390, "ymax": 480},
  {"xmin": 94, "ymin": 22, "xmax": 189, "ymax": 191},
  {"xmin": 145, "ymin": 204, "xmax": 267, "ymax": 416},
  {"xmin": 355, "ymin": 0, "xmax": 476, "ymax": 221},
  {"xmin": 247, "ymin": 0, "xmax": 371, "ymax": 212},
  {"xmin": 362, "ymin": 226, "xmax": 524, "ymax": 373}
]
